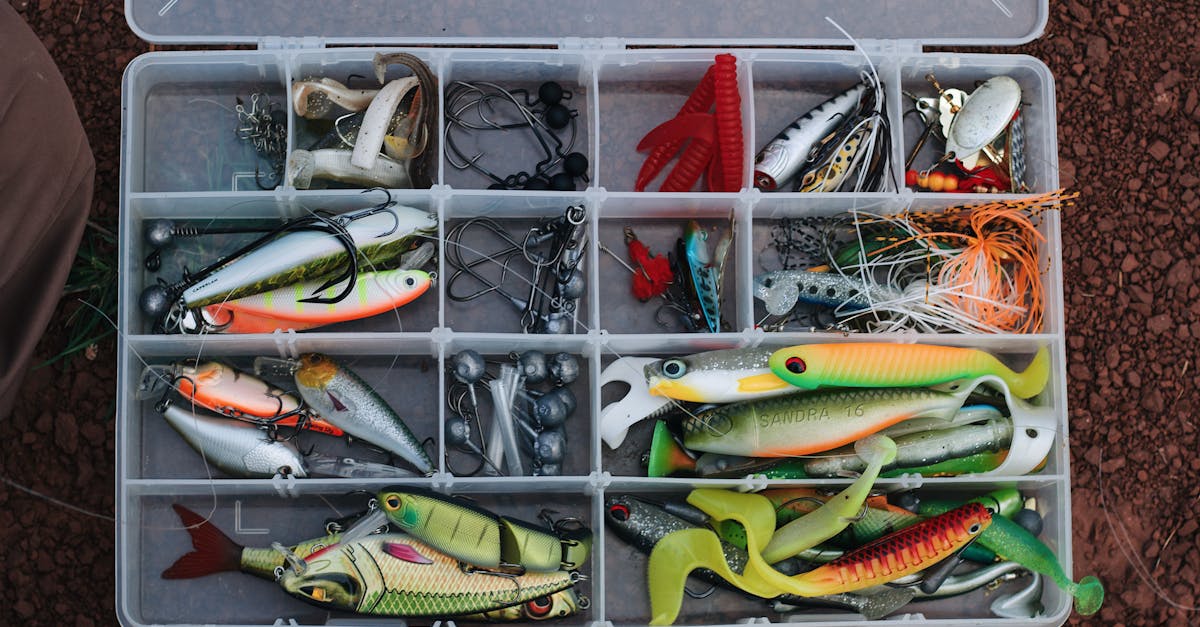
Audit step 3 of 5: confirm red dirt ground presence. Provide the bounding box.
[1,0,1197,625]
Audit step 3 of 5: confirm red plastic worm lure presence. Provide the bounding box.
[790,502,992,595]
[635,67,716,191]
[712,53,744,192]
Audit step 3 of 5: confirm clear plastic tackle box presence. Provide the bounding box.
[116,1,1071,626]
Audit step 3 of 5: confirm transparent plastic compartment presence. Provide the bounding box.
[119,43,1070,627]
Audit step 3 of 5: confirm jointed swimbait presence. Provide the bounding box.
[768,343,1051,400]
[460,589,587,622]
[376,487,591,572]
[293,354,434,474]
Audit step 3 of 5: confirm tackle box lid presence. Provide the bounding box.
[126,0,1047,48]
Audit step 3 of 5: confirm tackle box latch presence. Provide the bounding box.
[559,37,626,51]
[853,38,922,56]
[258,36,325,50]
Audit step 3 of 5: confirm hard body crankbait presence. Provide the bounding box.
[753,83,866,191]
[377,487,592,572]
[148,361,343,436]
[293,354,434,474]
[767,343,1051,400]
[644,347,788,404]
[160,405,308,478]
[181,205,436,309]
[204,269,432,333]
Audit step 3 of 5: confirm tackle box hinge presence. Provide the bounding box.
[559,37,626,51]
[854,38,922,56]
[258,36,325,50]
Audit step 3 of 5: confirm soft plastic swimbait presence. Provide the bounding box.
[644,347,790,404]
[376,487,591,572]
[767,343,1050,400]
[920,501,1103,615]
[293,353,433,474]
[203,269,432,333]
[680,387,965,458]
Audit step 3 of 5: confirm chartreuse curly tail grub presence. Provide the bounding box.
[920,501,1103,615]
[759,435,897,564]
[768,343,1051,400]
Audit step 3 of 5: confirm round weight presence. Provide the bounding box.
[444,415,472,447]
[449,350,486,384]
[1012,508,1044,536]
[562,152,588,177]
[556,269,585,300]
[144,218,175,248]
[523,177,549,190]
[538,81,565,105]
[548,172,576,191]
[544,104,571,130]
[517,350,549,385]
[139,284,173,319]
[533,394,568,428]
[535,429,567,464]
[547,386,577,415]
[548,352,580,385]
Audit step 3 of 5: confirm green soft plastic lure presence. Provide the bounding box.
[768,343,1051,400]
[920,501,1104,615]
[377,487,592,572]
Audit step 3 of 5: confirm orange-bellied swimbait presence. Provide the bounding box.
[203,268,432,333]
[146,361,344,436]
[768,343,1050,399]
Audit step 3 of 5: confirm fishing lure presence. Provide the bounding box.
[460,589,588,622]
[143,361,343,436]
[753,269,900,317]
[679,221,724,333]
[203,269,432,333]
[802,416,1012,478]
[287,148,412,189]
[276,533,578,616]
[754,84,865,191]
[160,405,308,478]
[292,353,434,474]
[292,77,379,119]
[919,501,1103,615]
[646,493,990,625]
[643,347,788,404]
[768,343,1051,400]
[376,487,592,572]
[603,495,913,620]
[679,387,966,458]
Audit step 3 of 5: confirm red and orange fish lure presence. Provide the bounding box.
[171,361,343,436]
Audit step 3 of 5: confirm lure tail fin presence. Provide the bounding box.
[1008,346,1050,399]
[1072,575,1104,616]
[162,504,243,579]
[647,421,697,478]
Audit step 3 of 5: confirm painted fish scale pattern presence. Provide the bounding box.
[810,503,989,589]
[354,538,571,616]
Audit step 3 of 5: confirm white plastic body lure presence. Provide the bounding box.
[287,149,412,190]
[160,405,308,478]
[292,77,380,119]
[644,347,790,404]
[181,205,436,308]
[753,83,866,191]
[352,76,420,170]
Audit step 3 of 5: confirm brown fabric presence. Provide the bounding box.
[0,4,95,418]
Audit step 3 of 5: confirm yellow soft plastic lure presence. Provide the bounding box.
[768,343,1050,399]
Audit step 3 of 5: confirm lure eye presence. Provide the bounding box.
[608,503,630,521]
[526,596,554,618]
[785,356,806,374]
[404,276,416,287]
[662,359,687,379]
[383,495,401,511]
[968,522,981,534]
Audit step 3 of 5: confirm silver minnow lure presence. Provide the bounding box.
[753,269,901,316]
[293,353,434,474]
[803,415,1012,478]
[160,405,308,478]
[182,205,436,308]
[644,347,791,404]
[753,83,866,191]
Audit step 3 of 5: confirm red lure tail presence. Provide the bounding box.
[162,504,244,579]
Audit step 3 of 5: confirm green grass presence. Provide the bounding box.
[38,219,118,368]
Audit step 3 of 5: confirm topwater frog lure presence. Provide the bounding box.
[141,200,437,334]
[768,343,1050,399]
